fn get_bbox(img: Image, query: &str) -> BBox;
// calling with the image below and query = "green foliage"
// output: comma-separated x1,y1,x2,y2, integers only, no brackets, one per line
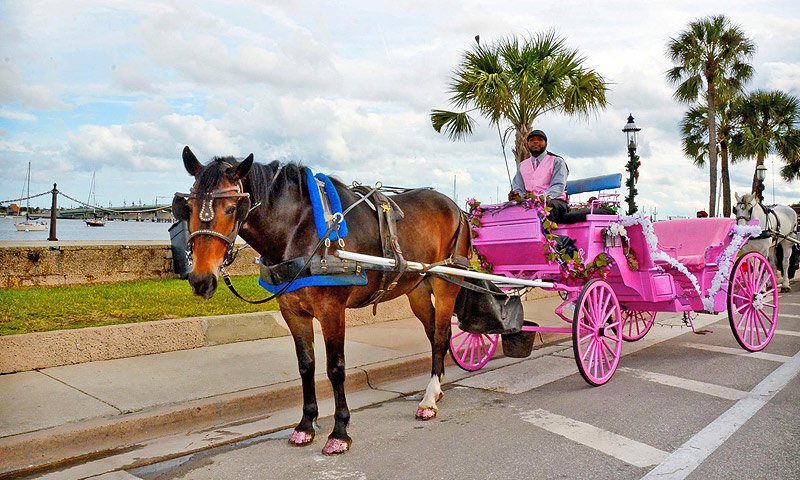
431,32,608,162
0,277,278,336
624,152,640,215
730,90,800,182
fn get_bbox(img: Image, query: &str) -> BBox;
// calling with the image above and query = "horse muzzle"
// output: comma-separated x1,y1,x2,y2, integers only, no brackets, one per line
188,271,219,299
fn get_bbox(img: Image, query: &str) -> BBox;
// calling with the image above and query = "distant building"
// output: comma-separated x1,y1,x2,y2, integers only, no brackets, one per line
9,203,20,215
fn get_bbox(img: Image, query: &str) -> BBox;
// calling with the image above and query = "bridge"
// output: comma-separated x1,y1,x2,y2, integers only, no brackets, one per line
27,204,174,222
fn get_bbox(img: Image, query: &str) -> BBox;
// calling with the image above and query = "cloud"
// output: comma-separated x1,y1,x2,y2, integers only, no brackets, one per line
0,109,36,121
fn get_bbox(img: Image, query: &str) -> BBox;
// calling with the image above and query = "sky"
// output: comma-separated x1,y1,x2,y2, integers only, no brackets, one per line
1,0,799,217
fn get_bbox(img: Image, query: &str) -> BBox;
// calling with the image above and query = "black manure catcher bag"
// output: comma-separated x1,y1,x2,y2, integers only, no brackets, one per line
453,278,524,334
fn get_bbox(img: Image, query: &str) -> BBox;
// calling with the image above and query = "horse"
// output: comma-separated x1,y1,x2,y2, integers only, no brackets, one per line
173,146,470,455
734,192,798,292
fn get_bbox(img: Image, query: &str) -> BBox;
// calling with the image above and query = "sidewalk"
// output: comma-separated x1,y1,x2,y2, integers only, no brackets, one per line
0,295,568,477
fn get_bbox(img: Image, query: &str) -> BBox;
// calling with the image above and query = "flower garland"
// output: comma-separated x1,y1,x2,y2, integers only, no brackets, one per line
467,194,611,279
615,214,762,311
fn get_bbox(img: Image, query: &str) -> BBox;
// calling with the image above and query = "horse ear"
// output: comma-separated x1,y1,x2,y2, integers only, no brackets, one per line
183,146,203,177
233,154,254,181
734,192,741,202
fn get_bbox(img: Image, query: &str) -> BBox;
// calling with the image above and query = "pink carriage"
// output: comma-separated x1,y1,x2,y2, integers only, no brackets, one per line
449,176,780,386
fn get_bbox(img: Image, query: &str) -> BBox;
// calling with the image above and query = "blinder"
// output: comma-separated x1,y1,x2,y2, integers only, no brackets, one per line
172,195,190,221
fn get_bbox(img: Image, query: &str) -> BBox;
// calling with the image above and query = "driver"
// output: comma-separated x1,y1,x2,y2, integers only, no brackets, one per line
509,129,569,222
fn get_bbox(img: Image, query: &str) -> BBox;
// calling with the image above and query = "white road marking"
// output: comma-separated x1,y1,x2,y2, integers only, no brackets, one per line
641,350,800,479
780,302,800,307
779,313,800,319
681,342,793,363
456,354,576,394
520,409,668,468
617,367,748,400
775,329,800,337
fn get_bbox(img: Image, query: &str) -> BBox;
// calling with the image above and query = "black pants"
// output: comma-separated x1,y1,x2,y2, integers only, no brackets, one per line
548,198,569,223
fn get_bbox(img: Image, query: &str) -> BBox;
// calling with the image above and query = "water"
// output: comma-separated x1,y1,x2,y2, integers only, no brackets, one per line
0,216,173,242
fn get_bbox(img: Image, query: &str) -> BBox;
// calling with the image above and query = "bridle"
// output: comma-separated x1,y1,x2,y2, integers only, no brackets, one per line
173,181,257,268
734,199,755,225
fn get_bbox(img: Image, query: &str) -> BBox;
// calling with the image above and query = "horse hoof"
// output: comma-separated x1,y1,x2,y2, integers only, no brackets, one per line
415,407,438,420
322,437,351,455
780,286,792,293
289,430,315,446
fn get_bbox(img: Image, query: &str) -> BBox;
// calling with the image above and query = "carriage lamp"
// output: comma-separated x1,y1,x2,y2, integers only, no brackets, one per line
755,163,767,201
622,114,642,215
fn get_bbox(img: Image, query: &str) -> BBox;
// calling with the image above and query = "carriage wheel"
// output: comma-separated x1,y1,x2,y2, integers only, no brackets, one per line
449,322,499,371
572,279,623,386
621,310,656,342
728,252,779,352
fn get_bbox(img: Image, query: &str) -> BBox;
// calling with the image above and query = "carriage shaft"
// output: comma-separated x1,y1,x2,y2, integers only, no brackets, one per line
335,250,554,288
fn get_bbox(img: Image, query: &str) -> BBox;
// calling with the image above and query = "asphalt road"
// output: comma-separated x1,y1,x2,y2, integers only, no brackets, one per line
122,289,800,480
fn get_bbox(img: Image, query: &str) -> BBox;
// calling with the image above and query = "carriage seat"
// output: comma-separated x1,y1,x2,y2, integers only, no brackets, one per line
651,218,735,270
559,173,622,224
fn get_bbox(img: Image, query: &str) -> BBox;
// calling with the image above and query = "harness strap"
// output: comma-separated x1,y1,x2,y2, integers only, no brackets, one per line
349,186,410,313
260,254,365,285
429,272,522,297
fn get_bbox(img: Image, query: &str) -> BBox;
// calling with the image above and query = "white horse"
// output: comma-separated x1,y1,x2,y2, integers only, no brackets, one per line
734,192,799,292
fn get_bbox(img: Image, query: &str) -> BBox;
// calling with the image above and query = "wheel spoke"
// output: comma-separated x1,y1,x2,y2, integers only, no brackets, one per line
454,331,470,353
599,339,612,372
468,335,476,365
458,336,471,363
757,309,775,331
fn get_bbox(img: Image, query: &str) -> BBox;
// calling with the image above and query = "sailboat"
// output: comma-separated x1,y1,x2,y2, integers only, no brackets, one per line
85,171,105,227
15,162,48,232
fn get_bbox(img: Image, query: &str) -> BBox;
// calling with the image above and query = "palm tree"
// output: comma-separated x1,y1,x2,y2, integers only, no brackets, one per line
666,14,755,216
730,90,800,201
431,32,608,169
680,90,741,216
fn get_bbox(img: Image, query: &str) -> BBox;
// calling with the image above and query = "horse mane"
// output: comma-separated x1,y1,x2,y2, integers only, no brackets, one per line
246,160,348,206
196,155,349,206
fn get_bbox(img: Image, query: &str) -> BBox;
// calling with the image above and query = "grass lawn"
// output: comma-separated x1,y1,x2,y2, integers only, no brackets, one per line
0,276,279,336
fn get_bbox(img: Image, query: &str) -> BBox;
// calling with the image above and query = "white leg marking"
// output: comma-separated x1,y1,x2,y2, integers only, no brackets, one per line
520,409,668,468
419,374,441,409
641,350,800,479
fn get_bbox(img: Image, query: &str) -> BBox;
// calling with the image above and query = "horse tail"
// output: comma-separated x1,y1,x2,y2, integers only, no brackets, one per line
447,207,473,262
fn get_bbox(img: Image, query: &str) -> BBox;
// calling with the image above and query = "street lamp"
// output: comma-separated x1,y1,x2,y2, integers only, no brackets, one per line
622,114,642,215
755,163,767,202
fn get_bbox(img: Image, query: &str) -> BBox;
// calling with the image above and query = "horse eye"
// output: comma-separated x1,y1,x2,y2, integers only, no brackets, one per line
224,205,236,215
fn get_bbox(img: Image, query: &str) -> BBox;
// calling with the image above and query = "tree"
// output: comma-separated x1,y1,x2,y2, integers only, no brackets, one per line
730,90,800,201
680,90,740,216
666,14,755,216
431,32,608,169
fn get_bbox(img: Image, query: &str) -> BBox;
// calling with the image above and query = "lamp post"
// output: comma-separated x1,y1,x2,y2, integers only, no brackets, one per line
755,163,767,202
622,114,641,215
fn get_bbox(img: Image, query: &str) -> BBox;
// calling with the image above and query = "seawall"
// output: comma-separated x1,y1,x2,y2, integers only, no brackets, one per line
0,240,258,287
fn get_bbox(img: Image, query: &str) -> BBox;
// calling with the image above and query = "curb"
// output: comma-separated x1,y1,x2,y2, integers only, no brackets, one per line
0,296,422,374
0,333,569,477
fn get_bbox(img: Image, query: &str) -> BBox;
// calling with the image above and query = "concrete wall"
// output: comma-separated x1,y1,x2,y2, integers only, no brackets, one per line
0,241,259,287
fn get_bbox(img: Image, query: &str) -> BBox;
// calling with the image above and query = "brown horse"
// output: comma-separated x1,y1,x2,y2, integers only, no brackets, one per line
175,146,469,455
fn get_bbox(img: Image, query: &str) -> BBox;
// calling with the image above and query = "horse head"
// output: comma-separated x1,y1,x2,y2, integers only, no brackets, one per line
175,146,254,298
734,192,759,226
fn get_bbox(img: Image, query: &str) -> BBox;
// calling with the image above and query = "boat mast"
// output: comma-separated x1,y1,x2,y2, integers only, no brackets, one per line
25,162,31,220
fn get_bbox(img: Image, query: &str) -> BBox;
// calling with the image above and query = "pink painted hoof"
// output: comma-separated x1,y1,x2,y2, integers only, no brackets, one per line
415,407,437,420
288,430,315,446
322,437,351,455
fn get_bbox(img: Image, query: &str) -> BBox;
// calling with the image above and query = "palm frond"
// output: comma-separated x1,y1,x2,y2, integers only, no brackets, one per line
429,109,477,141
